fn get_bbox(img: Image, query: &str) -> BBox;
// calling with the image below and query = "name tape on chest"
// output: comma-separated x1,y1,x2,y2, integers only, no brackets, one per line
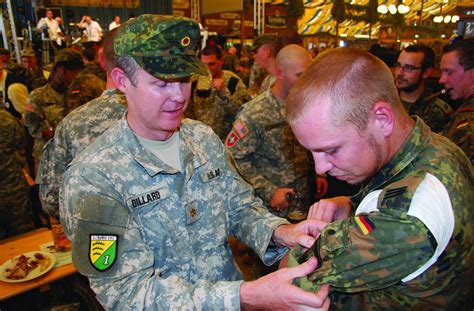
127,190,161,209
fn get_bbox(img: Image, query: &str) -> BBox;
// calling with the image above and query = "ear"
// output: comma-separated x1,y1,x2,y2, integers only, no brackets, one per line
263,46,271,58
97,47,105,70
370,102,395,138
422,67,432,80
111,67,128,93
275,65,284,80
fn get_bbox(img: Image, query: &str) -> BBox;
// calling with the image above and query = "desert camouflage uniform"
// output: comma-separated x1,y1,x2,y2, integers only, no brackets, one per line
82,62,106,82
60,117,289,309
443,95,473,163
0,109,35,238
185,71,249,140
39,89,126,217
24,83,66,160
289,117,473,309
401,88,452,133
227,89,309,212
259,74,276,94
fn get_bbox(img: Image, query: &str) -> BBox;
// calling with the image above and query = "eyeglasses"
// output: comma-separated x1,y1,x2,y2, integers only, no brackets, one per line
394,62,423,73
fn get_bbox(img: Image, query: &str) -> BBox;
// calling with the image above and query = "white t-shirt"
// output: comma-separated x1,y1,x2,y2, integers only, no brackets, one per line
109,21,120,31
37,17,60,41
84,21,103,42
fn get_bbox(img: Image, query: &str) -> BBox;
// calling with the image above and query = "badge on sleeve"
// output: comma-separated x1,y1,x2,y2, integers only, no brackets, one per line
226,130,240,148
354,216,375,235
234,120,249,138
89,235,118,271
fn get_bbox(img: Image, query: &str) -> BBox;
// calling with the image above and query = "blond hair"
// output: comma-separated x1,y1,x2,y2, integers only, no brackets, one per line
286,48,402,132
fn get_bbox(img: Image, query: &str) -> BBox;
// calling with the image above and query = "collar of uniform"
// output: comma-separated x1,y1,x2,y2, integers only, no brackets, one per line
120,117,208,176
352,116,431,204
179,119,209,169
101,88,123,97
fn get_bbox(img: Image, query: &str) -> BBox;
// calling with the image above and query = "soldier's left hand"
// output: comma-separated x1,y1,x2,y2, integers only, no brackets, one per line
272,219,328,249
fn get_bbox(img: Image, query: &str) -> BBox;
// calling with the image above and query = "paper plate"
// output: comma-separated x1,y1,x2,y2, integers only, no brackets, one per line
0,251,56,283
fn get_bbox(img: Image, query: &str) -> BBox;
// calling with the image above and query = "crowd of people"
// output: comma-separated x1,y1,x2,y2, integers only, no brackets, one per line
0,11,472,310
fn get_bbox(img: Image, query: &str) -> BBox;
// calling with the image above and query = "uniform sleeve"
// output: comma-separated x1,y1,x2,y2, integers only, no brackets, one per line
60,165,245,310
39,122,71,217
290,210,436,293
444,112,474,163
227,115,279,203
24,93,45,139
215,77,250,122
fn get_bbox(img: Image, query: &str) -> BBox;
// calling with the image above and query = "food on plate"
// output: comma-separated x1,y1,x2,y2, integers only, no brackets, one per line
4,253,51,280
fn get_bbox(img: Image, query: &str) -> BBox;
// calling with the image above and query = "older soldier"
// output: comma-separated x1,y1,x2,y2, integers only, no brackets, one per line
185,45,249,140
0,108,35,238
24,49,84,168
286,48,473,309
395,44,452,133
227,45,313,216
60,15,329,310
39,29,125,218
440,38,474,163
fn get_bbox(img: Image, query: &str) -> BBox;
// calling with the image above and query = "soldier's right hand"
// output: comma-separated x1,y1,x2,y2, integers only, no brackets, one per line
240,256,330,310
307,196,352,222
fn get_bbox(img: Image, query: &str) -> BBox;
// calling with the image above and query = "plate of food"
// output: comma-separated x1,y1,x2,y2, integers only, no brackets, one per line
0,251,56,283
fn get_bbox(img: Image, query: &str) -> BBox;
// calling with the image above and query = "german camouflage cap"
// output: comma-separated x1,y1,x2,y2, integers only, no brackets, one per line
21,49,36,58
114,14,208,79
251,34,282,52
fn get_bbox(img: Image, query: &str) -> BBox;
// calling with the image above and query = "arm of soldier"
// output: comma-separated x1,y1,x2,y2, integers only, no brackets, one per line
307,196,353,223
226,116,280,204
39,122,71,217
23,94,45,138
60,165,246,310
449,119,473,162
215,77,249,119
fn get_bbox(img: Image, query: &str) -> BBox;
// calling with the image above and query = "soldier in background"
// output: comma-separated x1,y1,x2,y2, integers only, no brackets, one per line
440,37,474,163
285,48,473,309
60,15,329,310
20,49,50,89
186,45,249,141
227,45,314,216
394,44,452,133
39,29,124,218
24,48,84,169
0,108,35,238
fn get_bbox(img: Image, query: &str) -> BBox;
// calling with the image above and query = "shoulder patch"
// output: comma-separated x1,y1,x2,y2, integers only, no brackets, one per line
89,235,118,271
354,215,376,235
455,120,469,129
234,119,249,138
226,130,240,148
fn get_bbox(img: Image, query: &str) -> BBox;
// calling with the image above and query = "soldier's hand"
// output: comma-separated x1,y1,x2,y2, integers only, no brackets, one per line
212,78,225,91
308,196,352,223
272,219,327,249
270,188,295,212
240,257,330,310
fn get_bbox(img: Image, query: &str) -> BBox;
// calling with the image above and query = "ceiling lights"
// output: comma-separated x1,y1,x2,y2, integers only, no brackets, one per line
377,3,410,15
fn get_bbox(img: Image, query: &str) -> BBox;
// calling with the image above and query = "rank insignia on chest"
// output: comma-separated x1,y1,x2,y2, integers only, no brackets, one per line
354,216,375,235
226,130,240,147
207,168,221,180
89,235,118,271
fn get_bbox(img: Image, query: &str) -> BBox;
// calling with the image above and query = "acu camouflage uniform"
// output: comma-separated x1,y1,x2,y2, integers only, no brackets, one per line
443,95,474,163
185,71,249,140
289,117,473,310
39,88,126,217
63,73,106,114
60,118,289,309
401,88,453,133
24,83,66,160
227,89,309,213
0,109,35,238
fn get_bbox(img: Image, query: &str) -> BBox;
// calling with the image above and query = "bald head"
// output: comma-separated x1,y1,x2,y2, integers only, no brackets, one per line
274,45,312,98
276,44,312,72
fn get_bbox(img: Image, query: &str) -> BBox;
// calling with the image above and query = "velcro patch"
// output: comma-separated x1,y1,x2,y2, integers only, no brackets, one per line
354,216,375,235
234,119,249,138
89,235,117,271
226,130,240,148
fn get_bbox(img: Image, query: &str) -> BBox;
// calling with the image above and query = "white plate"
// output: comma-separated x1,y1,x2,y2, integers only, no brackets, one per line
0,251,56,283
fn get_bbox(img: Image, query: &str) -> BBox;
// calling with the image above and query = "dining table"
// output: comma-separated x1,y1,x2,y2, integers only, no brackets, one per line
0,227,77,301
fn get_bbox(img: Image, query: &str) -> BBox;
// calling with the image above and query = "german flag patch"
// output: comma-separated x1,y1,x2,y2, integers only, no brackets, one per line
354,216,375,235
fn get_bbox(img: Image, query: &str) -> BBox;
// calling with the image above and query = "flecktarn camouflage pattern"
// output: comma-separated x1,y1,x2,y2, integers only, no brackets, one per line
114,14,208,79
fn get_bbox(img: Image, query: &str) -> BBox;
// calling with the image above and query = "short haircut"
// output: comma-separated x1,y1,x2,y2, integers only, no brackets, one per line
265,40,284,58
103,28,117,72
82,48,96,62
115,56,140,86
287,48,402,132
200,45,222,60
404,44,435,69
443,37,474,71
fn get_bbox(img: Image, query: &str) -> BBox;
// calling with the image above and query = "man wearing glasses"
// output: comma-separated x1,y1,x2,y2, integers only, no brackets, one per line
394,45,452,133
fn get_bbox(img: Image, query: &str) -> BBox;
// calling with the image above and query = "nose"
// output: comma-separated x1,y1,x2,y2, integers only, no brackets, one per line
170,82,188,102
313,152,333,175
439,73,447,85
394,66,403,77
